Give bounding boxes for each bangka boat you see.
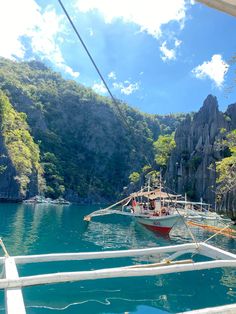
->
[23,195,48,204]
[23,196,71,205]
[84,187,183,234]
[85,179,234,236]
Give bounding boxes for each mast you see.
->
[185,193,187,210]
[160,170,162,207]
[147,176,150,192]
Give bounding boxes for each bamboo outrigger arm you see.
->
[84,195,131,221]
[196,0,236,17]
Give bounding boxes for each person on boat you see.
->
[143,203,148,210]
[131,198,142,213]
[161,207,170,216]
[132,198,137,207]
[161,207,167,215]
[149,199,155,210]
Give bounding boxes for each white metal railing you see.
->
[0,242,235,314]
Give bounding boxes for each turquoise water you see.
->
[0,203,235,314]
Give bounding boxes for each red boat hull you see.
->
[135,214,180,235]
[139,223,172,234]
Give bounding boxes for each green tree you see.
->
[153,133,176,167]
[41,152,65,198]
[129,172,140,183]
[216,129,236,195]
[0,90,42,196]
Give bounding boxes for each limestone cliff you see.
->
[0,133,21,201]
[166,95,236,214]
[0,58,185,202]
[0,91,41,201]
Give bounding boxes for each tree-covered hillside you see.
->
[0,58,185,202]
[0,91,41,200]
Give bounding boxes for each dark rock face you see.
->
[0,135,21,201]
[166,95,235,211]
[226,103,236,129]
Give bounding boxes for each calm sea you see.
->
[0,203,235,314]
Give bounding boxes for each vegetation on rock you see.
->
[216,129,236,196]
[154,133,176,167]
[0,90,42,197]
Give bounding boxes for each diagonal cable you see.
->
[58,0,152,166]
[58,0,130,130]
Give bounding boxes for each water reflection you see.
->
[83,220,160,250]
[221,269,236,297]
[0,203,66,255]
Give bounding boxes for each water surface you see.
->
[0,203,235,313]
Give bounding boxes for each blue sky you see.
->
[0,0,236,114]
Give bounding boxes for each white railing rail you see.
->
[14,242,198,264]
[0,242,235,314]
[1,259,236,290]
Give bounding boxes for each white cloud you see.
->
[160,39,182,62]
[0,0,40,59]
[94,75,139,96]
[0,0,79,78]
[62,65,80,78]
[92,81,107,94]
[75,0,189,39]
[113,80,139,95]
[88,28,94,36]
[160,42,176,61]
[192,54,229,88]
[108,71,117,80]
[175,39,182,47]
[30,8,80,78]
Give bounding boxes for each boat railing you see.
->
[0,240,236,314]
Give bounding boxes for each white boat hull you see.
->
[135,214,181,234]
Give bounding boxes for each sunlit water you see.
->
[0,203,235,313]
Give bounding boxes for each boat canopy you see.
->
[130,188,181,200]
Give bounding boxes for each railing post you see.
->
[4,257,26,314]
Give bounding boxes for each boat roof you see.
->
[129,189,210,204]
[130,189,181,200]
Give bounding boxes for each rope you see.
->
[0,238,9,257]
[164,188,199,248]
[57,0,152,167]
[187,219,236,237]
[176,207,199,248]
[57,0,126,125]
[204,222,236,243]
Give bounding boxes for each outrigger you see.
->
[1,238,236,314]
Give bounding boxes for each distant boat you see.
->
[23,196,70,205]
[23,195,48,204]
[50,197,71,205]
